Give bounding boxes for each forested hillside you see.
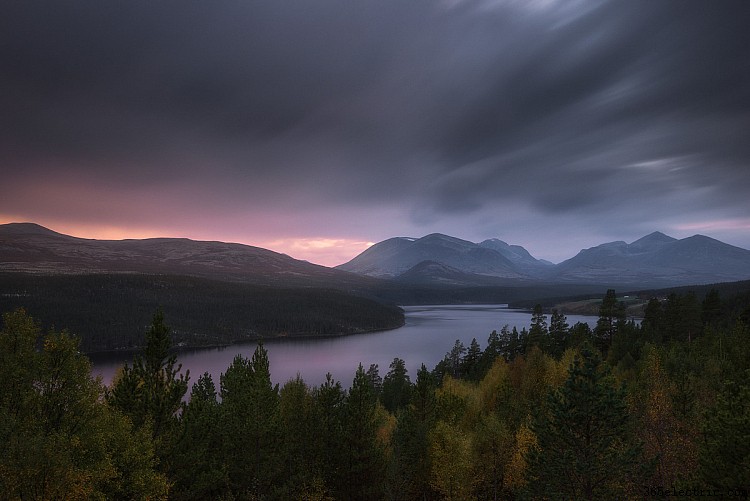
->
[1,287,749,499]
[0,273,404,352]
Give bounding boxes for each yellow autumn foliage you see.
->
[375,402,397,457]
[429,420,474,500]
[477,357,511,413]
[504,421,537,490]
[632,349,699,488]
[436,375,481,427]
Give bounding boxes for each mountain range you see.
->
[4,221,749,351]
[3,222,750,289]
[337,231,750,288]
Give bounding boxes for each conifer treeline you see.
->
[1,288,749,499]
[0,273,405,352]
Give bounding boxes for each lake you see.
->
[90,304,596,389]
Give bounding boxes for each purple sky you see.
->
[2,0,749,266]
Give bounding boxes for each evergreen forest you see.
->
[1,288,749,500]
[0,273,405,352]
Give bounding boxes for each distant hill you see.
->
[549,232,750,287]
[0,222,376,289]
[336,233,533,282]
[0,223,406,350]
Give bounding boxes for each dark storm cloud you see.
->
[410,0,750,226]
[2,0,749,250]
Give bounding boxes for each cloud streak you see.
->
[1,0,749,264]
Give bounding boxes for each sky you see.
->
[2,0,749,266]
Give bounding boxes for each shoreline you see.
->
[84,317,407,357]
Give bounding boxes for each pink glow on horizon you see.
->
[262,238,375,267]
[47,224,167,242]
[0,215,372,267]
[673,218,750,232]
[0,216,173,242]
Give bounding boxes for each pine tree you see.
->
[218,344,281,498]
[642,297,664,342]
[314,373,346,498]
[433,340,467,384]
[517,327,529,357]
[343,364,386,500]
[595,289,624,353]
[388,364,441,500]
[549,309,569,356]
[701,289,723,328]
[477,328,502,376]
[366,363,383,400]
[219,353,255,495]
[412,364,437,425]
[388,406,421,499]
[487,328,502,358]
[171,373,225,499]
[463,337,482,380]
[448,339,466,378]
[498,325,522,361]
[107,309,189,460]
[527,304,548,352]
[699,374,750,489]
[247,343,281,498]
[277,375,325,499]
[402,364,438,498]
[525,345,645,499]
[569,321,594,349]
[382,357,412,413]
[662,293,701,343]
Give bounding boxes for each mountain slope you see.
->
[394,260,533,286]
[0,222,376,289]
[336,233,529,281]
[340,230,750,288]
[550,232,750,286]
[629,231,677,251]
[479,238,553,277]
[0,223,407,351]
[332,237,417,277]
[647,235,750,278]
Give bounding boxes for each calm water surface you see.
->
[90,305,596,388]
